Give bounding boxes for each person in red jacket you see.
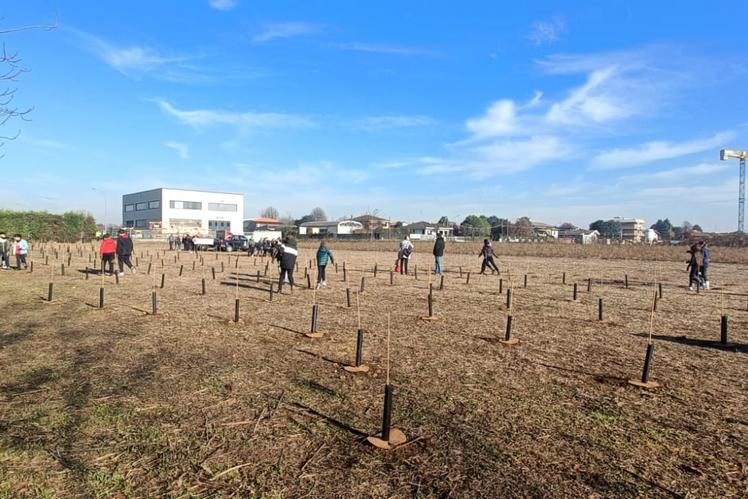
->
[99,234,116,275]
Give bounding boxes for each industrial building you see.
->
[122,188,244,237]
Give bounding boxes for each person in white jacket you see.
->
[399,236,414,275]
[11,234,29,270]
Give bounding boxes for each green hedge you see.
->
[0,210,97,242]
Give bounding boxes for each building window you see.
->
[125,220,134,227]
[135,220,149,228]
[209,220,231,229]
[124,204,135,212]
[208,202,238,212]
[169,218,202,228]
[149,200,160,209]
[170,200,202,210]
[136,202,148,211]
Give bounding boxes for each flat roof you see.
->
[123,187,244,196]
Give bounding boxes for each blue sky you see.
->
[2,0,748,231]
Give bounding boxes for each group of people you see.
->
[271,238,337,292]
[687,240,711,290]
[167,234,201,252]
[0,232,29,270]
[394,235,500,276]
[98,229,135,277]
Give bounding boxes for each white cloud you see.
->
[465,100,521,137]
[83,34,183,75]
[209,0,238,11]
[619,162,730,183]
[528,17,566,45]
[359,115,436,130]
[591,132,735,169]
[253,22,321,43]
[19,136,73,150]
[418,135,573,177]
[331,42,433,56]
[156,100,314,129]
[164,142,189,160]
[545,66,635,125]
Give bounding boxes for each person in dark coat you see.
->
[277,237,298,293]
[432,233,445,274]
[478,239,499,274]
[116,229,135,276]
[687,244,704,291]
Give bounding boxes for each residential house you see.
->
[530,221,559,239]
[298,220,363,237]
[406,221,454,240]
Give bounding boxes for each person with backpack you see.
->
[432,233,445,274]
[277,237,298,293]
[700,241,711,290]
[315,240,334,289]
[399,236,413,275]
[11,234,29,270]
[116,229,135,276]
[478,239,499,274]
[99,234,117,275]
[0,232,9,269]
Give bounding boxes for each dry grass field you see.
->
[0,241,746,498]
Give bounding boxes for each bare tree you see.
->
[260,206,279,219]
[310,207,327,221]
[0,19,57,157]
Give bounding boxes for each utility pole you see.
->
[721,149,748,232]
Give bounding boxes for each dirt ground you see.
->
[0,242,746,498]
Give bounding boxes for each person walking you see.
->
[315,240,335,288]
[0,232,10,269]
[99,234,116,275]
[399,236,413,275]
[11,234,29,270]
[478,239,499,274]
[167,234,175,250]
[687,244,703,291]
[116,229,135,277]
[700,241,711,290]
[277,237,298,293]
[433,233,445,274]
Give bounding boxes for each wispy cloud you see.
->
[209,0,238,11]
[331,42,434,56]
[619,162,730,183]
[70,28,208,81]
[156,99,314,129]
[528,16,566,45]
[359,115,437,130]
[591,132,735,170]
[165,142,189,160]
[19,136,73,150]
[412,46,712,178]
[252,22,322,43]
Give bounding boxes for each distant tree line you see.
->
[0,210,97,241]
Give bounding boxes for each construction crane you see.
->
[721,148,748,232]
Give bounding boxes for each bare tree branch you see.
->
[0,18,56,154]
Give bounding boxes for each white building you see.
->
[405,221,454,240]
[614,217,646,243]
[122,188,244,237]
[298,220,363,236]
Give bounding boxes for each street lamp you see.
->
[720,149,747,232]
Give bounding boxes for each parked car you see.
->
[217,235,249,252]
